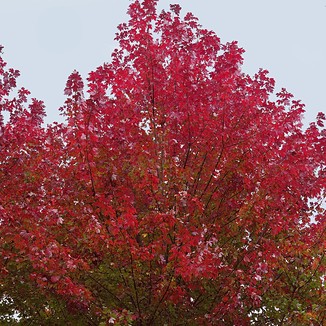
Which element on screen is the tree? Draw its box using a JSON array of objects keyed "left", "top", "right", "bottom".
[{"left": 1, "top": 1, "right": 325, "bottom": 324}]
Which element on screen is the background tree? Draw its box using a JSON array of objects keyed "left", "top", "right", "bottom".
[{"left": 1, "top": 1, "right": 325, "bottom": 324}]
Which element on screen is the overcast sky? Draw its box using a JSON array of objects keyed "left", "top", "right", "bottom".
[{"left": 1, "top": 0, "right": 325, "bottom": 126}]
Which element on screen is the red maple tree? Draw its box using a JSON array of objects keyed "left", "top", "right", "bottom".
[{"left": 0, "top": 1, "right": 325, "bottom": 325}]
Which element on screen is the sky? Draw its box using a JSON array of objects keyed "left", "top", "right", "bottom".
[{"left": 1, "top": 0, "right": 325, "bottom": 126}]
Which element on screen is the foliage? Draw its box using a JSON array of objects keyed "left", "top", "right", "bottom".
[{"left": 0, "top": 1, "right": 325, "bottom": 325}]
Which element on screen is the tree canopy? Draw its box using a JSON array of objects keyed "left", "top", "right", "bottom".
[{"left": 0, "top": 1, "right": 325, "bottom": 325}]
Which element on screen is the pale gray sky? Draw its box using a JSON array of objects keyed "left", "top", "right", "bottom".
[{"left": 1, "top": 0, "right": 325, "bottom": 126}]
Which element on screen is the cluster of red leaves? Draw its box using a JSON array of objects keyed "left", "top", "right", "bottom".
[{"left": 0, "top": 1, "right": 325, "bottom": 324}]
